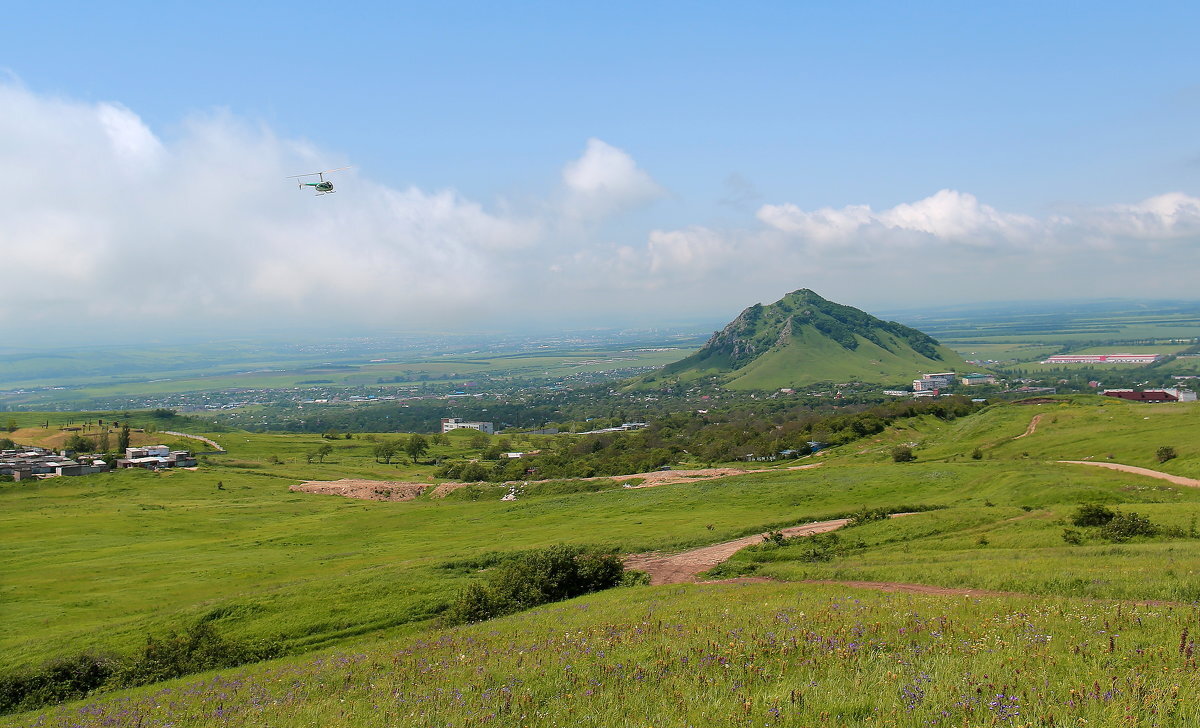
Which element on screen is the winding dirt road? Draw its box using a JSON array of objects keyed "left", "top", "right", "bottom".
[
  {"left": 624, "top": 519, "right": 850, "bottom": 585},
  {"left": 1058, "top": 460, "right": 1200, "bottom": 488}
]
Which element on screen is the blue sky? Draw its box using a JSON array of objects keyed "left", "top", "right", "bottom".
[{"left": 2, "top": 2, "right": 1198, "bottom": 338}]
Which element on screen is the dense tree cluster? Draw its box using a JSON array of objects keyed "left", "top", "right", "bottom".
[{"left": 437, "top": 395, "right": 980, "bottom": 482}]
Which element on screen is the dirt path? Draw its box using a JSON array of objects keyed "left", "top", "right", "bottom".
[
  {"left": 1058, "top": 460, "right": 1200, "bottom": 488},
  {"left": 505, "top": 462, "right": 822, "bottom": 490},
  {"left": 295, "top": 462, "right": 825, "bottom": 503},
  {"left": 1013, "top": 413, "right": 1044, "bottom": 439},
  {"left": 625, "top": 519, "right": 852, "bottom": 586}
]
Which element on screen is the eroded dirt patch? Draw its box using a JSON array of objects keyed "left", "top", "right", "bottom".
[
  {"left": 292, "top": 462, "right": 823, "bottom": 503},
  {"left": 290, "top": 479, "right": 434, "bottom": 501}
]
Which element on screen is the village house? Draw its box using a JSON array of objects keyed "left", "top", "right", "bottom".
[{"left": 115, "top": 445, "right": 198, "bottom": 470}]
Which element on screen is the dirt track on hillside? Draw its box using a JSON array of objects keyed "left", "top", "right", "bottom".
[
  {"left": 293, "top": 462, "right": 824, "bottom": 503},
  {"left": 625, "top": 519, "right": 850, "bottom": 585},
  {"left": 1013, "top": 413, "right": 1045, "bottom": 439},
  {"left": 1058, "top": 461, "right": 1200, "bottom": 488}
]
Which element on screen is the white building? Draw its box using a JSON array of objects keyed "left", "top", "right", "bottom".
[
  {"left": 913, "top": 372, "right": 956, "bottom": 392},
  {"left": 441, "top": 418, "right": 495, "bottom": 435}
]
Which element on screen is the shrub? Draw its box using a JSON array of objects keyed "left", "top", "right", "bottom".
[
  {"left": 1061, "top": 528, "right": 1084, "bottom": 545},
  {"left": 0, "top": 624, "right": 279, "bottom": 716},
  {"left": 1157, "top": 446, "right": 1178, "bottom": 464},
  {"left": 1071, "top": 503, "right": 1116, "bottom": 527},
  {"left": 845, "top": 507, "right": 890, "bottom": 527},
  {"left": 1101, "top": 512, "right": 1157, "bottom": 542},
  {"left": 442, "top": 545, "right": 627, "bottom": 626},
  {"left": 0, "top": 653, "right": 115, "bottom": 715},
  {"left": 891, "top": 446, "right": 916, "bottom": 463},
  {"left": 971, "top": 448, "right": 983, "bottom": 460},
  {"left": 115, "top": 622, "right": 280, "bottom": 687}
]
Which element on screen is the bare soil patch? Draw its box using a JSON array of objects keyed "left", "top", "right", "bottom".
[
  {"left": 1058, "top": 460, "right": 1200, "bottom": 488},
  {"left": 292, "top": 462, "right": 823, "bottom": 504},
  {"left": 613, "top": 462, "right": 821, "bottom": 489},
  {"left": 290, "top": 479, "right": 433, "bottom": 501}
]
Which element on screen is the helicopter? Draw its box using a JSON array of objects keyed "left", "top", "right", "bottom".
[{"left": 286, "top": 166, "right": 351, "bottom": 195}]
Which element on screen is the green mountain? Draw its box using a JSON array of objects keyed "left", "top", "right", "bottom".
[{"left": 651, "top": 289, "right": 970, "bottom": 390}]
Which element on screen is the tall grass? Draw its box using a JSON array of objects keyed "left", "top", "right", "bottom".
[{"left": 7, "top": 582, "right": 1199, "bottom": 727}]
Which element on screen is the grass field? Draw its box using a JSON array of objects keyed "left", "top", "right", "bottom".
[
  {"left": 7, "top": 583, "right": 1200, "bottom": 727},
  {"left": 3, "top": 397, "right": 1200, "bottom": 724}
]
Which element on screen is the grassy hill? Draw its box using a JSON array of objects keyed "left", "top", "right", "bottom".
[
  {"left": 4, "top": 397, "right": 1200, "bottom": 725},
  {"left": 646, "top": 289, "right": 971, "bottom": 390}
]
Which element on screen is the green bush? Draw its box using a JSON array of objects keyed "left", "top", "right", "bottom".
[
  {"left": 891, "top": 445, "right": 916, "bottom": 463},
  {"left": 0, "top": 623, "right": 280, "bottom": 715},
  {"left": 442, "top": 545, "right": 627, "bottom": 626},
  {"left": 0, "top": 653, "right": 114, "bottom": 715},
  {"left": 1101, "top": 512, "right": 1157, "bottom": 542},
  {"left": 1071, "top": 503, "right": 1116, "bottom": 527},
  {"left": 114, "top": 622, "right": 280, "bottom": 687},
  {"left": 1156, "top": 446, "right": 1177, "bottom": 464},
  {"left": 1061, "top": 528, "right": 1085, "bottom": 545}
]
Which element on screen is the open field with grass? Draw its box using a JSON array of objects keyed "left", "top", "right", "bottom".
[
  {"left": 3, "top": 397, "right": 1200, "bottom": 724},
  {"left": 7, "top": 582, "right": 1200, "bottom": 727}
]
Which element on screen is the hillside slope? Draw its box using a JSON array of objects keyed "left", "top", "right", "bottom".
[{"left": 650, "top": 289, "right": 969, "bottom": 389}]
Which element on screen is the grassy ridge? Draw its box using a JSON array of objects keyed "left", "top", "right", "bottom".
[{"left": 6, "top": 583, "right": 1199, "bottom": 727}]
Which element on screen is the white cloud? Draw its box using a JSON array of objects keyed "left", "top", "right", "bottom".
[
  {"left": 561, "top": 138, "right": 664, "bottom": 220},
  {"left": 0, "top": 82, "right": 545, "bottom": 336},
  {"left": 757, "top": 189, "right": 1037, "bottom": 249},
  {"left": 615, "top": 189, "right": 1200, "bottom": 310},
  {"left": 1080, "top": 192, "right": 1200, "bottom": 239},
  {"left": 0, "top": 80, "right": 1197, "bottom": 339}
]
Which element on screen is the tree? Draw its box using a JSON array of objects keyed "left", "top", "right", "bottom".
[
  {"left": 0, "top": 437, "right": 15, "bottom": 450},
  {"left": 118, "top": 424, "right": 131, "bottom": 454},
  {"left": 64, "top": 433, "right": 94, "bottom": 453},
  {"left": 1157, "top": 446, "right": 1178, "bottom": 464},
  {"left": 373, "top": 440, "right": 401, "bottom": 464},
  {"left": 315, "top": 443, "right": 334, "bottom": 463},
  {"left": 891, "top": 445, "right": 916, "bottom": 463},
  {"left": 469, "top": 431, "right": 489, "bottom": 450},
  {"left": 406, "top": 434, "right": 429, "bottom": 462},
  {"left": 6, "top": 419, "right": 17, "bottom": 433},
  {"left": 98, "top": 429, "right": 111, "bottom": 453}
]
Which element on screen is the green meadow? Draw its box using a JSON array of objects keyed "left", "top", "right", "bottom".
[
  {"left": 3, "top": 396, "right": 1200, "bottom": 725},
  {"left": 8, "top": 584, "right": 1200, "bottom": 727}
]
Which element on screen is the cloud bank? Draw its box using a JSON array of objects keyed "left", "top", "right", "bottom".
[{"left": 0, "top": 81, "right": 1197, "bottom": 341}]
